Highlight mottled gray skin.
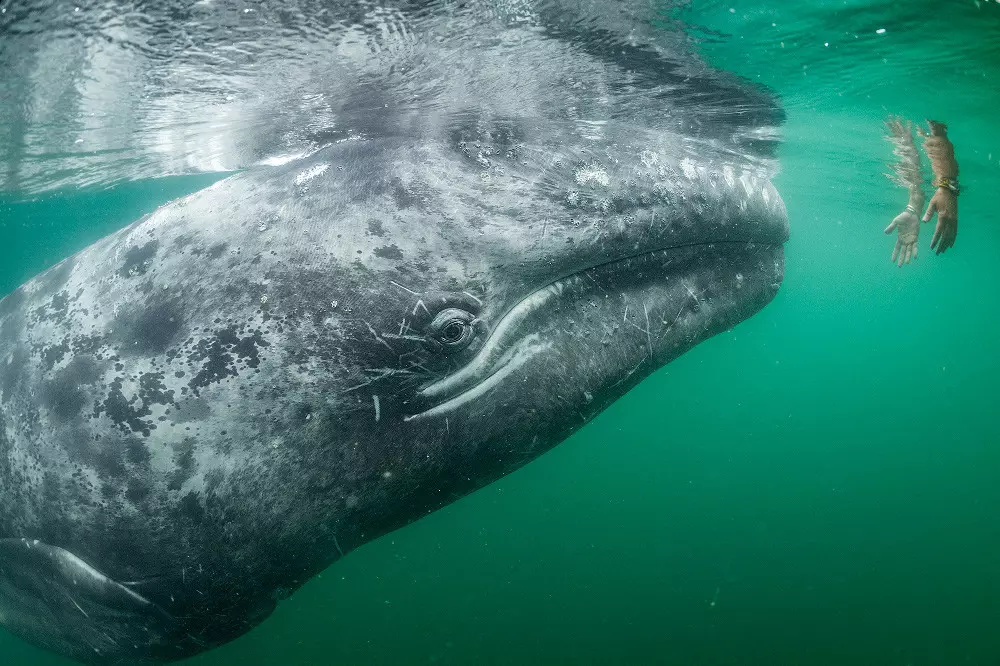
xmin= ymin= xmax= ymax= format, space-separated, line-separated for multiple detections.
xmin=0 ymin=5 xmax=788 ymax=666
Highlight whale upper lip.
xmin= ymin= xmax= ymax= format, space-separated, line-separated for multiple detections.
xmin=405 ymin=167 xmax=789 ymax=420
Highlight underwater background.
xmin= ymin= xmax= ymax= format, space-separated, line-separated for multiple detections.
xmin=1 ymin=0 xmax=998 ymax=664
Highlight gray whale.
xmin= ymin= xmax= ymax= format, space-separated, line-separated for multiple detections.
xmin=0 ymin=1 xmax=788 ymax=663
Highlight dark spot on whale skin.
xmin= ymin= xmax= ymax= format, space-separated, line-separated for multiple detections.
xmin=31 ymin=289 xmax=73 ymax=324
xmin=171 ymin=234 xmax=195 ymax=251
xmin=138 ymin=372 xmax=174 ymax=406
xmin=367 ymin=219 xmax=386 ymax=237
xmin=374 ymin=244 xmax=404 ymax=260
xmin=221 ymin=278 xmax=257 ymax=304
xmin=0 ymin=410 xmax=9 ymax=463
xmin=41 ymin=470 xmax=62 ymax=503
xmin=40 ymin=338 xmax=71 ymax=371
xmin=50 ymin=290 xmax=69 ymax=313
xmin=41 ymin=355 xmax=104 ymax=421
xmin=125 ymin=437 xmax=151 ymax=467
xmin=95 ymin=445 xmax=128 ymax=479
xmin=204 ymin=468 xmax=224 ymax=494
xmin=100 ymin=479 xmax=121 ymax=500
xmin=293 ymin=403 xmax=313 ymax=423
xmin=41 ymin=375 xmax=86 ymax=422
xmin=178 ymin=491 xmax=205 ymax=524
xmin=188 ymin=326 xmax=270 ymax=393
xmin=118 ymin=240 xmax=159 ymax=278
xmin=391 ymin=182 xmax=422 ymax=210
xmin=42 ymin=290 xmax=69 ymax=319
xmin=70 ymin=333 xmax=107 ymax=356
xmin=169 ymin=439 xmax=197 ymax=491
xmin=94 ymin=376 xmax=153 ymax=435
xmin=53 ymin=426 xmax=101 ymax=468
xmin=66 ymin=355 xmax=101 ymax=384
xmin=125 ymin=480 xmax=151 ymax=504
xmin=207 ymin=243 xmax=228 ymax=259
xmin=93 ymin=372 xmax=173 ymax=436
xmin=118 ymin=297 xmax=185 ymax=356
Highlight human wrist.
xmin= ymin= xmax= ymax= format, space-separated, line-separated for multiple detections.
xmin=933 ymin=177 xmax=960 ymax=196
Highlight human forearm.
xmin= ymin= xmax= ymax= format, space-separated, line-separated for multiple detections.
xmin=885 ymin=116 xmax=923 ymax=190
xmin=918 ymin=120 xmax=959 ymax=254
xmin=906 ymin=185 xmax=925 ymax=213
xmin=922 ymin=120 xmax=959 ymax=182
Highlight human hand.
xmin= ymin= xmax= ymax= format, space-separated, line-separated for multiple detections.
xmin=923 ymin=187 xmax=958 ymax=254
xmin=917 ymin=119 xmax=948 ymax=139
xmin=884 ymin=206 xmax=921 ymax=266
xmin=886 ymin=116 xmax=915 ymax=146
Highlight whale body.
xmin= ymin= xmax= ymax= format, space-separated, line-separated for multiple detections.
xmin=0 ymin=1 xmax=788 ymax=662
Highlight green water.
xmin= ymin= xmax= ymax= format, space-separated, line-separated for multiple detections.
xmin=2 ymin=1 xmax=999 ymax=664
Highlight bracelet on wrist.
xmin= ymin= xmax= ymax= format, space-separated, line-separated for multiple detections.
xmin=934 ymin=178 xmax=960 ymax=196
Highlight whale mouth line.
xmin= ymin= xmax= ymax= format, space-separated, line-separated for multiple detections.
xmin=404 ymin=335 xmax=552 ymax=422
xmin=406 ymin=237 xmax=784 ymax=421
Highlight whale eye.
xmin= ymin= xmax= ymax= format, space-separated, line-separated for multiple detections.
xmin=428 ymin=308 xmax=476 ymax=351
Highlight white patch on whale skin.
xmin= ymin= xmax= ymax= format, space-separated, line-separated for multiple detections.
xmin=680 ymin=157 xmax=699 ymax=180
xmin=722 ymin=165 xmax=736 ymax=189
xmin=294 ymin=163 xmax=330 ymax=186
xmin=574 ymin=164 xmax=610 ymax=187
xmin=258 ymin=151 xmax=310 ymax=167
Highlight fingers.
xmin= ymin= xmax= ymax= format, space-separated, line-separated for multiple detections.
xmin=884 ymin=219 xmax=897 ymax=234
xmin=931 ymin=219 xmax=945 ymax=251
xmin=895 ymin=242 xmax=916 ymax=267
xmin=922 ymin=200 xmax=936 ymax=223
xmin=934 ymin=221 xmax=957 ymax=254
